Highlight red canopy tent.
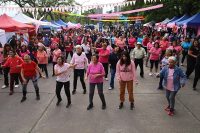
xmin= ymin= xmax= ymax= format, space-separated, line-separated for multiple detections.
xmin=0 ymin=14 xmax=35 ymax=32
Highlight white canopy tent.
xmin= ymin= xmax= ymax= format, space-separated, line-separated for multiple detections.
xmin=0 ymin=29 xmax=7 ymax=46
xmin=12 ymin=12 xmax=51 ymax=26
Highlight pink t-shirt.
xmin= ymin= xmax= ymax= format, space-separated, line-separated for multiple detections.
xmin=70 ymin=53 xmax=88 ymax=69
xmin=128 ymin=38 xmax=136 ymax=48
xmin=167 ymin=68 xmax=174 ymax=91
xmin=37 ymin=51 xmax=48 ymax=64
xmin=87 ymin=62 xmax=105 ymax=83
xmin=53 ymin=49 xmax=62 ymax=62
xmin=116 ymin=61 xmax=136 ymax=81
xmin=160 ymin=40 xmax=169 ymax=51
xmin=116 ymin=39 xmax=125 ymax=49
xmin=168 ymin=46 xmax=182 ymax=54
xmin=97 ymin=48 xmax=110 ymax=63
xmin=147 ymin=42 xmax=153 ymax=51
xmin=149 ymin=47 xmax=162 ymax=61
xmin=20 ymin=50 xmax=30 ymax=58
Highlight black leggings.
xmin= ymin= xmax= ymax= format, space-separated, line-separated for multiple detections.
xmin=102 ymin=63 xmax=108 ymax=78
xmin=3 ymin=67 xmax=18 ymax=86
xmin=181 ymin=50 xmax=188 ymax=64
xmin=56 ymin=81 xmax=71 ymax=103
xmin=38 ymin=64 xmax=48 ymax=78
xmin=166 ymin=90 xmax=177 ymax=111
xmin=150 ymin=60 xmax=159 ymax=70
xmin=186 ymin=56 xmax=196 ymax=78
xmin=193 ymin=66 xmax=200 ymax=88
xmin=73 ymin=69 xmax=86 ymax=91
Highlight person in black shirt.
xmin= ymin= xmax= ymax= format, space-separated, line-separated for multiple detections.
xmin=186 ymin=40 xmax=200 ymax=78
xmin=193 ymin=52 xmax=200 ymax=90
xmin=108 ymin=46 xmax=120 ymax=90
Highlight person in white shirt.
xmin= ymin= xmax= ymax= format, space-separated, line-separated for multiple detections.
xmin=130 ymin=42 xmax=146 ymax=78
xmin=54 ymin=56 xmax=75 ymax=108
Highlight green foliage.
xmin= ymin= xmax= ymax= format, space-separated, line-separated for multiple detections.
xmin=121 ymin=0 xmax=200 ymax=23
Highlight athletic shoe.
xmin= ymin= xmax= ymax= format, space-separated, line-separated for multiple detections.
xmin=1 ymin=85 xmax=8 ymax=89
xmin=15 ymin=84 xmax=19 ymax=88
xmin=168 ymin=111 xmax=174 ymax=116
xmin=118 ymin=102 xmax=123 ymax=109
xmin=130 ymin=102 xmax=135 ymax=110
xmin=87 ymin=104 xmax=93 ymax=110
xmin=105 ymin=78 xmax=109 ymax=81
xmin=165 ymin=106 xmax=170 ymax=112
xmin=21 ymin=97 xmax=27 ymax=103
xmin=149 ymin=73 xmax=153 ymax=76
xmin=109 ymin=87 xmax=114 ymax=90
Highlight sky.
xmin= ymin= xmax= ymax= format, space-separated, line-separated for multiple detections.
xmin=75 ymin=0 xmax=124 ymax=13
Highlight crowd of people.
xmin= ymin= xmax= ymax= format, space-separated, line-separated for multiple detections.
xmin=0 ymin=26 xmax=200 ymax=116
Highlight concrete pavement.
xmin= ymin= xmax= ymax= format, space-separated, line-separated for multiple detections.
xmin=0 ymin=64 xmax=200 ymax=133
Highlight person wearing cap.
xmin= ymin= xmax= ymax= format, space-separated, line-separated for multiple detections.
xmin=160 ymin=56 xmax=186 ymax=116
xmin=130 ymin=42 xmax=146 ymax=78
xmin=70 ymin=45 xmax=88 ymax=95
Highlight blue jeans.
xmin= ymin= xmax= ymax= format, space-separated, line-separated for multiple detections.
xmin=110 ymin=68 xmax=116 ymax=88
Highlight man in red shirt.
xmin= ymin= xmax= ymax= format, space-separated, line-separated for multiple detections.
xmin=20 ymin=55 xmax=45 ymax=102
xmin=2 ymin=50 xmax=23 ymax=95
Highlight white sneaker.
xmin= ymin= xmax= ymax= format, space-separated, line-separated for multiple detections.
xmin=1 ymin=85 xmax=8 ymax=89
xmin=15 ymin=85 xmax=19 ymax=88
xmin=109 ymin=87 xmax=113 ymax=90
xmin=105 ymin=78 xmax=109 ymax=81
xmin=149 ymin=73 xmax=153 ymax=76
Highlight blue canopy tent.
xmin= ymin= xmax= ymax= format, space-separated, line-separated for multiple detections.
xmin=51 ymin=21 xmax=64 ymax=27
xmin=167 ymin=15 xmax=190 ymax=28
xmin=176 ymin=13 xmax=200 ymax=26
xmin=167 ymin=16 xmax=179 ymax=24
xmin=41 ymin=20 xmax=61 ymax=29
xmin=56 ymin=19 xmax=68 ymax=27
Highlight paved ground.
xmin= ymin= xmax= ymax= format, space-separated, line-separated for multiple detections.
xmin=0 ymin=64 xmax=200 ymax=133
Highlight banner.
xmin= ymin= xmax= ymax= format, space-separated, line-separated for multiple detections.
xmin=88 ymin=4 xmax=163 ymax=18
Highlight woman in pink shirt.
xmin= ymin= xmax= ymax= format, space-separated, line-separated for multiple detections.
xmin=96 ymin=43 xmax=110 ymax=80
xmin=37 ymin=44 xmax=49 ymax=78
xmin=86 ymin=54 xmax=106 ymax=110
xmin=52 ymin=44 xmax=62 ymax=76
xmin=116 ymin=36 xmax=126 ymax=51
xmin=128 ymin=34 xmax=136 ymax=54
xmin=160 ymin=37 xmax=169 ymax=59
xmin=146 ymin=38 xmax=154 ymax=67
xmin=116 ymin=51 xmax=136 ymax=110
xmin=149 ymin=42 xmax=161 ymax=76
